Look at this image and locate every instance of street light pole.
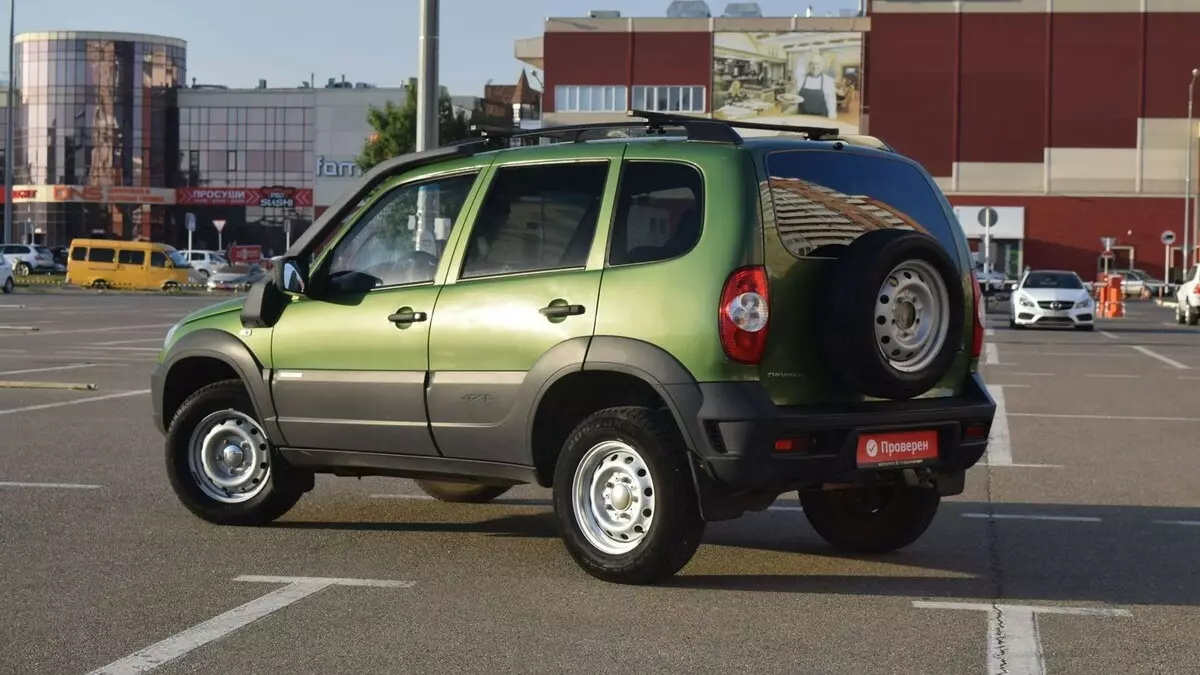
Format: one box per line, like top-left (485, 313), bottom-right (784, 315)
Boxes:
top-left (3, 0), bottom-right (15, 245)
top-left (415, 0), bottom-right (439, 153)
top-left (1185, 68), bottom-right (1198, 273)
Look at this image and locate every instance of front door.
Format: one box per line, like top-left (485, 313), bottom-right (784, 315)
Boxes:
top-left (427, 150), bottom-right (622, 464)
top-left (270, 168), bottom-right (485, 455)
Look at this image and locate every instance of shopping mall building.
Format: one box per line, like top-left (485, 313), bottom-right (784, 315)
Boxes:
top-left (2, 31), bottom-right (535, 255)
top-left (516, 0), bottom-right (1200, 280)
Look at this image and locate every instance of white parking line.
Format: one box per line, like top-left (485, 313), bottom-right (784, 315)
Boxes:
top-left (1131, 345), bottom-right (1190, 370)
top-left (985, 328), bottom-right (996, 337)
top-left (0, 389), bottom-right (149, 417)
top-left (86, 576), bottom-right (415, 675)
top-left (984, 343), bottom-right (999, 365)
top-left (1004, 372), bottom-right (1055, 377)
top-left (0, 323), bottom-right (174, 339)
top-left (914, 601), bottom-right (1131, 675)
top-left (91, 338), bottom-right (165, 346)
top-left (0, 481), bottom-right (103, 489)
top-left (1097, 330), bottom-right (1119, 338)
top-left (1153, 520), bottom-right (1200, 527)
top-left (962, 513), bottom-right (1102, 523)
top-left (1007, 412), bottom-right (1200, 422)
top-left (0, 363), bottom-right (98, 376)
top-left (1085, 373), bottom-right (1141, 379)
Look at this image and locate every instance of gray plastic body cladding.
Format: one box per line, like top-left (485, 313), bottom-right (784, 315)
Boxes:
top-left (428, 337), bottom-right (590, 465)
top-left (271, 370), bottom-right (438, 456)
top-left (280, 448), bottom-right (538, 485)
top-left (155, 328), bottom-right (280, 440)
top-left (581, 336), bottom-right (706, 452)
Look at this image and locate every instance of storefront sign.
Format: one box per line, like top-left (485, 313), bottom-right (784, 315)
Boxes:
top-left (316, 156), bottom-right (363, 179)
top-left (177, 187), bottom-right (313, 208)
top-left (0, 187), bottom-right (39, 203)
top-left (8, 185), bottom-right (174, 204)
top-left (952, 206), bottom-right (1025, 240)
top-left (229, 244), bottom-right (262, 264)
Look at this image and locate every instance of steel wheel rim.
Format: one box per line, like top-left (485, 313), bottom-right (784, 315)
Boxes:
top-left (571, 440), bottom-right (656, 555)
top-left (874, 259), bottom-right (950, 373)
top-left (187, 409), bottom-right (272, 504)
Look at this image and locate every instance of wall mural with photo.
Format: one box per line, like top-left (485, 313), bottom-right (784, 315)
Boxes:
top-left (712, 31), bottom-right (863, 135)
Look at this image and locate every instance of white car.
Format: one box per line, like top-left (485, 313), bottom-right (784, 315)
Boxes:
top-left (179, 250), bottom-right (229, 279)
top-left (0, 243), bottom-right (57, 276)
top-left (0, 255), bottom-right (12, 293)
top-left (1174, 264), bottom-right (1200, 325)
top-left (1009, 269), bottom-right (1095, 331)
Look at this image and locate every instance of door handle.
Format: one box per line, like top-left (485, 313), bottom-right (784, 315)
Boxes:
top-left (388, 307), bottom-right (428, 324)
top-left (539, 303), bottom-right (586, 319)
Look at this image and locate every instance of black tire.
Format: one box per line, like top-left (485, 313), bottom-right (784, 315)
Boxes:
top-left (818, 230), bottom-right (965, 400)
top-left (1189, 310), bottom-right (1199, 327)
top-left (414, 480), bottom-right (512, 503)
top-left (1177, 306), bottom-right (1187, 325)
top-left (1075, 324), bottom-right (1094, 332)
top-left (165, 379), bottom-right (310, 526)
top-left (799, 485), bottom-right (940, 554)
top-left (552, 406), bottom-right (705, 585)
top-left (1, 277), bottom-right (11, 294)
top-left (1008, 317), bottom-right (1018, 329)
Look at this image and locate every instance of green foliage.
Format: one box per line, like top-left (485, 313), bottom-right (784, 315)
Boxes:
top-left (356, 82), bottom-right (473, 171)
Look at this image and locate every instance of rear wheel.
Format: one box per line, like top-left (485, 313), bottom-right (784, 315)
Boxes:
top-left (1189, 308), bottom-right (1199, 326)
top-left (1, 277), bottom-right (12, 294)
top-left (799, 485), bottom-right (940, 554)
top-left (1177, 305), bottom-right (1187, 325)
top-left (13, 262), bottom-right (29, 277)
top-left (552, 406), bottom-right (704, 585)
top-left (414, 480), bottom-right (512, 503)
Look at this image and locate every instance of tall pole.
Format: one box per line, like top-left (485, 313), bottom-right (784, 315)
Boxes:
top-left (1185, 69), bottom-right (1198, 274)
top-left (3, 0), bottom-right (14, 245)
top-left (416, 0), bottom-right (439, 153)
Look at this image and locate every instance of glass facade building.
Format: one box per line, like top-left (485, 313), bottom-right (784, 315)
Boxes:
top-left (12, 31), bottom-right (185, 244)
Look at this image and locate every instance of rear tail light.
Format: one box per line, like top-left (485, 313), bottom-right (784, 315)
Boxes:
top-left (1192, 285), bottom-right (1200, 295)
top-left (719, 265), bottom-right (770, 364)
top-left (971, 272), bottom-right (985, 360)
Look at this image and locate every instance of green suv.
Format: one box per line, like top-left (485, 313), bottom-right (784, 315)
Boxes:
top-left (153, 111), bottom-right (995, 585)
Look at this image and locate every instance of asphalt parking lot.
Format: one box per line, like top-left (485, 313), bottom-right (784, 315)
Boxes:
top-left (1, 292), bottom-right (1198, 674)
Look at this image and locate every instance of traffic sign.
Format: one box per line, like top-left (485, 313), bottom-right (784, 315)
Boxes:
top-left (1161, 230), bottom-right (1176, 245)
top-left (1100, 250), bottom-right (1115, 260)
top-left (213, 219), bottom-right (227, 233)
top-left (1100, 236), bottom-right (1117, 251)
top-left (185, 212), bottom-right (196, 233)
top-left (977, 207), bottom-right (998, 229)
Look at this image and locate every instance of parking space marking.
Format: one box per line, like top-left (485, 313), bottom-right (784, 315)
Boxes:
top-left (985, 343), bottom-right (999, 365)
top-left (0, 323), bottom-right (174, 339)
top-left (1085, 373), bottom-right (1141, 379)
top-left (0, 481), bottom-right (102, 489)
top-left (86, 575), bottom-right (415, 675)
top-left (962, 513), bottom-right (1102, 523)
top-left (1007, 412), bottom-right (1200, 422)
top-left (1098, 330), bottom-right (1120, 339)
top-left (1153, 520), bottom-right (1200, 527)
top-left (985, 328), bottom-right (996, 337)
top-left (982, 386), bottom-right (1062, 468)
top-left (0, 389), bottom-right (149, 417)
top-left (1003, 372), bottom-right (1055, 376)
top-left (914, 602), bottom-right (1131, 675)
top-left (0, 363), bottom-right (98, 376)
top-left (91, 338), bottom-right (165, 346)
top-left (1131, 345), bottom-right (1190, 369)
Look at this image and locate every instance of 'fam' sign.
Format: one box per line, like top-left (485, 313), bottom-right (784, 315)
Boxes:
top-left (316, 156), bottom-right (363, 179)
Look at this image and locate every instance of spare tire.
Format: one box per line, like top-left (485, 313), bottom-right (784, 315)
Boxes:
top-left (818, 229), bottom-right (965, 400)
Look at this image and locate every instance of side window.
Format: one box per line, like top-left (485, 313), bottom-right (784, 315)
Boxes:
top-left (325, 171), bottom-right (478, 291)
top-left (89, 248), bottom-right (116, 263)
top-left (461, 162), bottom-right (608, 279)
top-left (608, 161), bottom-right (703, 266)
top-left (0, 245), bottom-right (14, 254)
top-left (118, 250), bottom-right (146, 265)
top-left (71, 247), bottom-right (88, 261)
top-left (190, 252), bottom-right (204, 261)
top-left (150, 252), bottom-right (168, 268)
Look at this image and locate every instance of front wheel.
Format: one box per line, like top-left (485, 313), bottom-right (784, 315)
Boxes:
top-left (165, 380), bottom-right (311, 526)
top-left (414, 480), bottom-right (512, 503)
top-left (552, 406), bottom-right (705, 585)
top-left (1, 277), bottom-right (11, 294)
top-left (799, 485), bottom-right (940, 554)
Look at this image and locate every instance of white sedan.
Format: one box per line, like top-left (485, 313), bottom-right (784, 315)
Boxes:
top-left (1009, 270), bottom-right (1095, 331)
top-left (0, 256), bottom-right (12, 293)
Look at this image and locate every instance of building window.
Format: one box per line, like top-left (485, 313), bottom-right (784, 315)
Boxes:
top-left (632, 86), bottom-right (706, 113)
top-left (554, 85), bottom-right (627, 113)
top-left (227, 150), bottom-right (238, 172)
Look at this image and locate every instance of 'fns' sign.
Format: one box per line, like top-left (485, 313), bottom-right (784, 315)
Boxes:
top-left (315, 156), bottom-right (363, 179)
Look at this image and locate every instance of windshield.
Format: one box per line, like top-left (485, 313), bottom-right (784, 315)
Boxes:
top-left (168, 251), bottom-right (191, 268)
top-left (1023, 272), bottom-right (1083, 290)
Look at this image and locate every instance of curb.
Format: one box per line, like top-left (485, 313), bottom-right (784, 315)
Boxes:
top-left (1154, 298), bottom-right (1179, 309)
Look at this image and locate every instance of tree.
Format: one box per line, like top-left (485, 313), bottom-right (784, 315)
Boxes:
top-left (356, 80), bottom-right (473, 171)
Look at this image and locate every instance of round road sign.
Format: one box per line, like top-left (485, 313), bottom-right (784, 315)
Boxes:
top-left (1162, 230), bottom-right (1177, 245)
top-left (978, 207), bottom-right (999, 229)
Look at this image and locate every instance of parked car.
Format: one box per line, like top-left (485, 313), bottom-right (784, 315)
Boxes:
top-left (180, 250), bottom-right (230, 279)
top-left (1010, 269), bottom-right (1094, 331)
top-left (153, 112), bottom-right (995, 585)
top-left (205, 263), bottom-right (265, 292)
top-left (0, 255), bottom-right (12, 293)
top-left (1174, 264), bottom-right (1200, 325)
top-left (0, 243), bottom-right (57, 276)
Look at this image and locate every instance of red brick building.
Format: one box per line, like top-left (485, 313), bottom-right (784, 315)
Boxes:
top-left (516, 0), bottom-right (1200, 281)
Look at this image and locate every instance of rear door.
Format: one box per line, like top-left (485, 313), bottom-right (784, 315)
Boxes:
top-left (426, 146), bottom-right (623, 464)
top-left (116, 248), bottom-right (148, 288)
top-left (755, 147), bottom-right (973, 405)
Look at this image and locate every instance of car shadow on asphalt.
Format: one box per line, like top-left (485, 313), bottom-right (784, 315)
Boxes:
top-left (271, 498), bottom-right (1199, 607)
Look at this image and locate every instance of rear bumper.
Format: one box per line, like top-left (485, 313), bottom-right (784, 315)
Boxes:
top-left (665, 373), bottom-right (996, 499)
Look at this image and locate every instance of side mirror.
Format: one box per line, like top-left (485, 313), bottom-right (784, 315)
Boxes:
top-left (277, 257), bottom-right (309, 295)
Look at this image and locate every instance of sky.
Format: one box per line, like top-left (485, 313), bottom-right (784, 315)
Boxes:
top-left (11, 0), bottom-right (858, 95)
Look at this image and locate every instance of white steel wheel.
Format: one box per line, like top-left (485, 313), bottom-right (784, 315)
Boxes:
top-left (187, 409), bottom-right (273, 504)
top-left (874, 259), bottom-right (951, 374)
top-left (571, 440), bottom-right (656, 555)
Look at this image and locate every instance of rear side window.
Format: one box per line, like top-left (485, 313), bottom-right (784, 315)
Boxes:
top-left (88, 248), bottom-right (116, 263)
top-left (608, 161), bottom-right (703, 266)
top-left (71, 247), bottom-right (87, 261)
top-left (118, 250), bottom-right (146, 265)
top-left (763, 150), bottom-right (957, 258)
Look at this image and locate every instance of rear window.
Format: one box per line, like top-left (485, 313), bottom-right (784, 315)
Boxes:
top-left (763, 150), bottom-right (958, 258)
